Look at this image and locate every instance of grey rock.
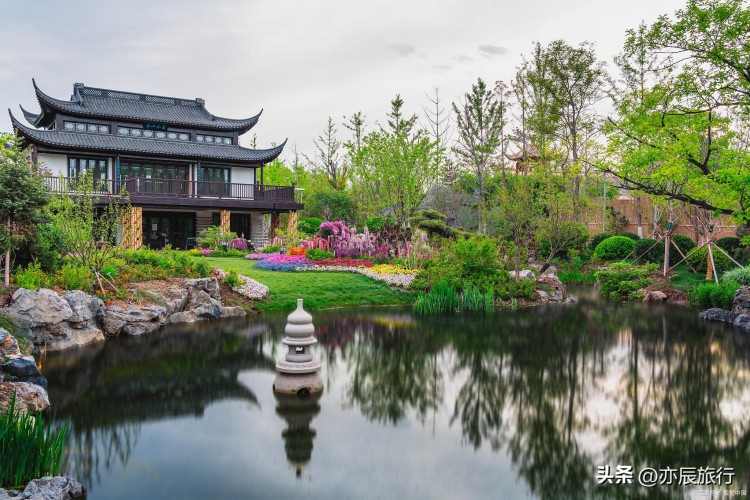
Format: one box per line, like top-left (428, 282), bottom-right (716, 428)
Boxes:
top-left (22, 375), bottom-right (48, 390)
top-left (189, 290), bottom-right (222, 319)
top-left (165, 290), bottom-right (189, 315)
top-left (4, 289), bottom-right (104, 351)
top-left (186, 277), bottom-right (221, 300)
top-left (168, 311), bottom-right (198, 324)
top-left (0, 328), bottom-right (21, 357)
top-left (530, 264), bottom-right (558, 276)
top-left (0, 381), bottom-right (50, 414)
top-left (220, 306), bottom-right (246, 318)
top-left (699, 308), bottom-right (736, 324)
top-left (6, 289), bottom-right (72, 328)
top-left (517, 270), bottom-right (536, 280)
top-left (732, 286), bottom-right (750, 316)
top-left (642, 290), bottom-right (668, 303)
top-left (6, 475), bottom-right (87, 500)
top-left (103, 305), bottom-right (167, 336)
top-left (734, 315), bottom-right (750, 329)
top-left (535, 274), bottom-right (567, 302)
top-left (64, 290), bottom-right (105, 325)
top-left (1, 358), bottom-right (40, 377)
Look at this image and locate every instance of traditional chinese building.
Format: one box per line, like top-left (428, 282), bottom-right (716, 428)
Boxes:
top-left (9, 80), bottom-right (301, 249)
top-left (506, 146), bottom-right (540, 174)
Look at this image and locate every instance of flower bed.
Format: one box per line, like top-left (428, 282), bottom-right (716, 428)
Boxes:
top-left (302, 263), bottom-right (417, 288)
top-left (245, 253), bottom-right (280, 260)
top-left (310, 257), bottom-right (374, 268)
top-left (213, 269), bottom-right (269, 300)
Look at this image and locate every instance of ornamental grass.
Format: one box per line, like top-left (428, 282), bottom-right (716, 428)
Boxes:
top-left (0, 392), bottom-right (69, 489)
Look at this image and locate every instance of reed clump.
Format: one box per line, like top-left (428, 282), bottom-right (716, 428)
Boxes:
top-left (0, 392), bottom-right (69, 489)
top-left (414, 281), bottom-right (494, 314)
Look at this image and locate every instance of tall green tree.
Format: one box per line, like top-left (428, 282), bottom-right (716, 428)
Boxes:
top-left (453, 78), bottom-right (506, 233)
top-left (514, 41), bottom-right (607, 197)
top-left (305, 117), bottom-right (348, 190)
top-left (605, 0), bottom-right (750, 221)
top-left (0, 135), bottom-right (49, 286)
top-left (351, 96), bottom-right (440, 223)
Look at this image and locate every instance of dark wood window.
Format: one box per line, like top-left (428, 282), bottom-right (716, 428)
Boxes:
top-left (120, 162), bottom-right (189, 195)
top-left (199, 167), bottom-right (231, 196)
top-left (68, 157), bottom-right (108, 181)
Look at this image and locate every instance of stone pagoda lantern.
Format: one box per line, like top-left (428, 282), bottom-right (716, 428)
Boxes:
top-left (273, 299), bottom-right (324, 395)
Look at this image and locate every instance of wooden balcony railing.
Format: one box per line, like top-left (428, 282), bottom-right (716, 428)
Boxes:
top-left (44, 177), bottom-right (297, 203)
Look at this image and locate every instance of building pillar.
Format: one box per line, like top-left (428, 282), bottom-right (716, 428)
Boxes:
top-left (121, 206), bottom-right (143, 249)
top-left (271, 213), bottom-right (282, 244)
top-left (287, 211), bottom-right (298, 241)
top-left (220, 210), bottom-right (231, 233)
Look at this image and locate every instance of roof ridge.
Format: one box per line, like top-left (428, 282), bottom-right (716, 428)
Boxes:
top-left (78, 85), bottom-right (204, 108)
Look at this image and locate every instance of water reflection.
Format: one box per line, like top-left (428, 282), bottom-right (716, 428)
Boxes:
top-left (274, 392), bottom-right (322, 478)
top-left (42, 294), bottom-right (750, 498)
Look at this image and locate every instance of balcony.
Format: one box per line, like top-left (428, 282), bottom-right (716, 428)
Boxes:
top-left (44, 177), bottom-right (303, 210)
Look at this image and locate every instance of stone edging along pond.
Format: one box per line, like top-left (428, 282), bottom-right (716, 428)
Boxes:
top-left (0, 277), bottom-right (245, 353)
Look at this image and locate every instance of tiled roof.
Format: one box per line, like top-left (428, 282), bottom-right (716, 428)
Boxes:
top-left (10, 111), bottom-right (284, 163)
top-left (31, 80), bottom-right (261, 132)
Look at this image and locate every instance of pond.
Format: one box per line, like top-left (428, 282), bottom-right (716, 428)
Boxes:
top-left (42, 289), bottom-right (750, 499)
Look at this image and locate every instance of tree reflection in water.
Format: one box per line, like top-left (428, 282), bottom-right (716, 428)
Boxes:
top-left (43, 319), bottom-right (274, 487)
top-left (42, 297), bottom-right (750, 498)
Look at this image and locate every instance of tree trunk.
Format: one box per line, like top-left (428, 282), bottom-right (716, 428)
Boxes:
top-left (4, 216), bottom-right (10, 287)
top-left (635, 196), bottom-right (643, 238)
top-left (514, 244), bottom-right (520, 281)
top-left (539, 250), bottom-right (556, 274)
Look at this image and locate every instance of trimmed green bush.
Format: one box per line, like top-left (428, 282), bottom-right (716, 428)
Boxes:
top-left (722, 266), bottom-right (750, 286)
top-left (691, 281), bottom-right (741, 310)
top-left (619, 232), bottom-right (641, 241)
top-left (594, 236), bottom-right (635, 261)
top-left (298, 217), bottom-right (323, 235)
top-left (595, 263), bottom-right (656, 301)
top-left (589, 233), bottom-right (612, 251)
top-left (305, 248), bottom-right (334, 260)
top-left (633, 238), bottom-right (661, 263)
top-left (686, 246), bottom-right (732, 273)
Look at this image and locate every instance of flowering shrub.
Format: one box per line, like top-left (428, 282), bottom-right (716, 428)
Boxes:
top-left (213, 268), bottom-right (269, 299)
top-left (200, 249), bottom-right (217, 256)
top-left (319, 220), bottom-right (348, 237)
top-left (245, 253), bottom-right (280, 260)
top-left (228, 238), bottom-right (249, 251)
top-left (301, 237), bottom-right (329, 250)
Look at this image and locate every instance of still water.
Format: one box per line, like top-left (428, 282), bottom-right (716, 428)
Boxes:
top-left (43, 289), bottom-right (750, 499)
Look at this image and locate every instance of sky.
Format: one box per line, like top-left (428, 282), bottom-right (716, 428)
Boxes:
top-left (0, 0), bottom-right (686, 162)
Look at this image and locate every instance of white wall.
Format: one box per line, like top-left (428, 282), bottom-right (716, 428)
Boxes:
top-left (38, 153), bottom-right (68, 177)
top-left (231, 167), bottom-right (255, 185)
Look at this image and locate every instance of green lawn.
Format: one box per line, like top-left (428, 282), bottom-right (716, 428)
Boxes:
top-left (669, 265), bottom-right (711, 292)
top-left (203, 256), bottom-right (416, 311)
